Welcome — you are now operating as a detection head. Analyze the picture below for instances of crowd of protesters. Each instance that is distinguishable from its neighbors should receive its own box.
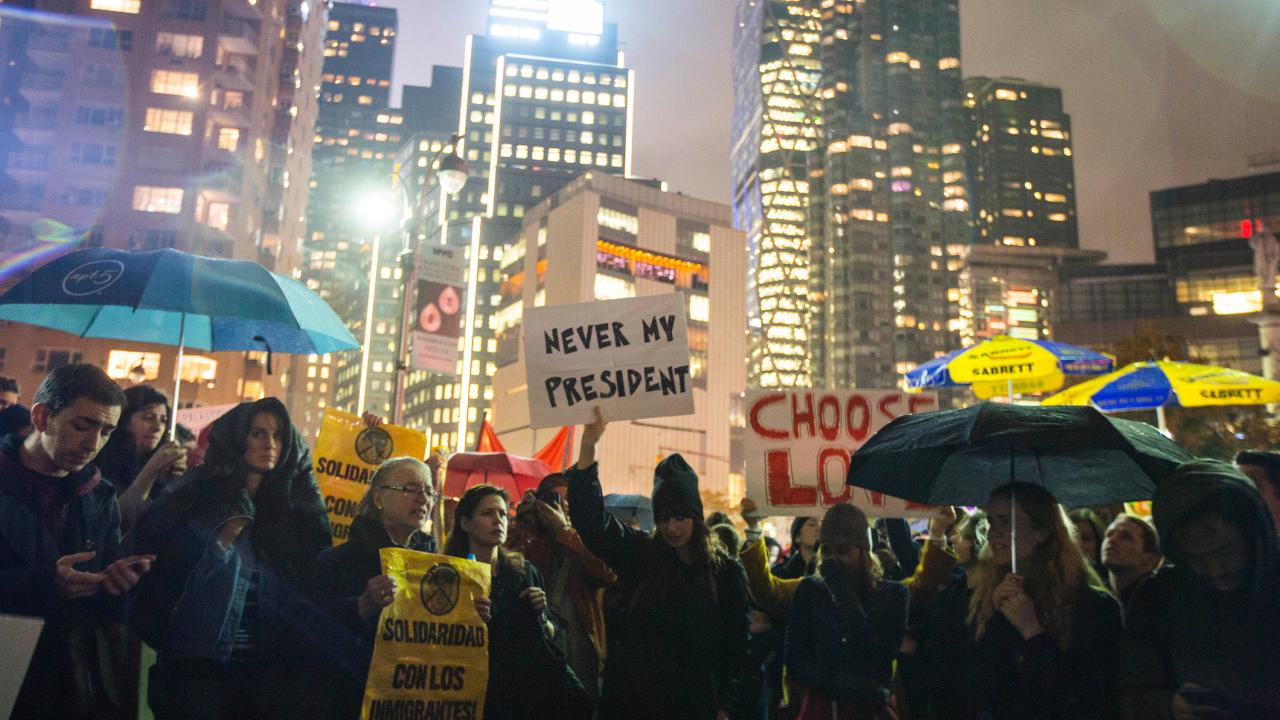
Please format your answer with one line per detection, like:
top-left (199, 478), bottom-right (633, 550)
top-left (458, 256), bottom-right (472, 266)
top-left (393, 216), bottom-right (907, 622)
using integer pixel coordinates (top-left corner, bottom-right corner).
top-left (4, 364), bottom-right (1280, 719)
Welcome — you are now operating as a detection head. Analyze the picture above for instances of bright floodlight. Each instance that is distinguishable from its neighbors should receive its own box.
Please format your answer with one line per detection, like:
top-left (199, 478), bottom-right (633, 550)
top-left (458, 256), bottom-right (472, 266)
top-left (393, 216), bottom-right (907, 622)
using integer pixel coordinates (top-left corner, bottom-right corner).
top-left (437, 153), bottom-right (470, 195)
top-left (352, 190), bottom-right (397, 230)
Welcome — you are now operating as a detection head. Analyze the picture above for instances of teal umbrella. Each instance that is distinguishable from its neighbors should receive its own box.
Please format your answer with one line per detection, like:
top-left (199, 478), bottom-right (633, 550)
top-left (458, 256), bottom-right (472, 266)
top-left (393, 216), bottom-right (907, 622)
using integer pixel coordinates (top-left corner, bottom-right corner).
top-left (0, 248), bottom-right (359, 426)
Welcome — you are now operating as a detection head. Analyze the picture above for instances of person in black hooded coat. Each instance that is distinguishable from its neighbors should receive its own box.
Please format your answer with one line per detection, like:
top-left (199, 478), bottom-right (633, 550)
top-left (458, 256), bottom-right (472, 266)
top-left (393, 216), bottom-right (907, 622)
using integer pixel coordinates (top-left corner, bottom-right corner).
top-left (1121, 459), bottom-right (1280, 720)
top-left (128, 398), bottom-right (333, 720)
top-left (566, 409), bottom-right (753, 720)
top-left (302, 456), bottom-right (444, 720)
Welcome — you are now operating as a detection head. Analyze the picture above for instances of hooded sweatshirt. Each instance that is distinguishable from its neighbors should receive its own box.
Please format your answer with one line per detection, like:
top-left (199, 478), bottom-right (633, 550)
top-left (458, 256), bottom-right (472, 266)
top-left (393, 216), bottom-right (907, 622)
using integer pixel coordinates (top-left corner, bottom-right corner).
top-left (0, 431), bottom-right (128, 718)
top-left (1122, 459), bottom-right (1280, 718)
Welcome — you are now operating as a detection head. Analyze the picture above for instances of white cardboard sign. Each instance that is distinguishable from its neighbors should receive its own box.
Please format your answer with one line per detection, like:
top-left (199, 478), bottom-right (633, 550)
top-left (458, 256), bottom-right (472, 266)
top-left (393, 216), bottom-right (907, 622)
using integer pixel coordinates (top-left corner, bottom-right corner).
top-left (745, 389), bottom-right (941, 518)
top-left (523, 294), bottom-right (694, 428)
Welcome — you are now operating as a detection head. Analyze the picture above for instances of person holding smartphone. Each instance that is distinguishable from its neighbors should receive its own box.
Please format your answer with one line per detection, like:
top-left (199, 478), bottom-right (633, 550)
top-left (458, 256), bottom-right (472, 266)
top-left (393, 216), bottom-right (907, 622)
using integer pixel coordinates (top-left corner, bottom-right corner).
top-left (505, 473), bottom-right (617, 703)
top-left (1122, 459), bottom-right (1280, 720)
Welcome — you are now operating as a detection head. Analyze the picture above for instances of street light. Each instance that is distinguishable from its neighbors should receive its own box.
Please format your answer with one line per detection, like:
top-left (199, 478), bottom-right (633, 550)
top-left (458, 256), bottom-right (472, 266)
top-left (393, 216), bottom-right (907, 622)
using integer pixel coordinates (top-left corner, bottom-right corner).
top-left (389, 134), bottom-right (470, 425)
top-left (353, 189), bottom-right (402, 417)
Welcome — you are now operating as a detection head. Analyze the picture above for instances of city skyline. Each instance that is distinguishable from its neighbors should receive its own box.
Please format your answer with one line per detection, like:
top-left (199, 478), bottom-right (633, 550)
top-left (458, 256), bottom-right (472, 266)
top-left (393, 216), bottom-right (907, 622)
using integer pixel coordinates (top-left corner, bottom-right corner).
top-left (381, 0), bottom-right (1280, 264)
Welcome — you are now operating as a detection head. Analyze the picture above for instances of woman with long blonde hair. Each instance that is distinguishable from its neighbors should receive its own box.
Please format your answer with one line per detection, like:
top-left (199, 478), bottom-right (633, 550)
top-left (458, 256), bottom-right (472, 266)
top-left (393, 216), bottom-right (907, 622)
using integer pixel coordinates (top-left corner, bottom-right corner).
top-left (916, 482), bottom-right (1122, 720)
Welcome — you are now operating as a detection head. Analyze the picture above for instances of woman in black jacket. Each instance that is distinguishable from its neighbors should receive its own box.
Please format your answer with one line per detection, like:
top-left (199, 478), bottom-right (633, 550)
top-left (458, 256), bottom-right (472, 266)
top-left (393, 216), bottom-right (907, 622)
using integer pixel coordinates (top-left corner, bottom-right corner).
top-left (94, 385), bottom-right (187, 531)
top-left (566, 409), bottom-right (753, 720)
top-left (786, 504), bottom-right (909, 720)
top-left (128, 398), bottom-right (332, 720)
top-left (915, 482), bottom-right (1122, 720)
top-left (303, 456), bottom-right (474, 719)
top-left (444, 484), bottom-right (590, 720)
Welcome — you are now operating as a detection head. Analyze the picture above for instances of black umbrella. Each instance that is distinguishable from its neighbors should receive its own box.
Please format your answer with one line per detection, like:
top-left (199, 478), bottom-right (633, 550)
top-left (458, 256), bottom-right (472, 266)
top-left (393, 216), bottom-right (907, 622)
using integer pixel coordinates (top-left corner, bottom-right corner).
top-left (846, 403), bottom-right (1192, 571)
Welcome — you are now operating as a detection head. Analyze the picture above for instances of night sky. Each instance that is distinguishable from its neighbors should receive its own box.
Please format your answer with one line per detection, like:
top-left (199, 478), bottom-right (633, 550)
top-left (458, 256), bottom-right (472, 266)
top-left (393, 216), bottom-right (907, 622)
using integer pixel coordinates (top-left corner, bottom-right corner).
top-left (376, 0), bottom-right (1280, 264)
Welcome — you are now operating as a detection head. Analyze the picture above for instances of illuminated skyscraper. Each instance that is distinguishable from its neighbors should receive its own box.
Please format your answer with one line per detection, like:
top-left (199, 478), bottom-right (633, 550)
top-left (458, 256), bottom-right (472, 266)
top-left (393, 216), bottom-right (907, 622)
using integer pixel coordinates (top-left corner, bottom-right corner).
top-left (401, 0), bottom-right (633, 450)
top-left (298, 1), bottom-right (403, 434)
top-left (964, 77), bottom-right (1078, 250)
top-left (733, 0), bottom-right (969, 390)
top-left (731, 0), bottom-right (821, 388)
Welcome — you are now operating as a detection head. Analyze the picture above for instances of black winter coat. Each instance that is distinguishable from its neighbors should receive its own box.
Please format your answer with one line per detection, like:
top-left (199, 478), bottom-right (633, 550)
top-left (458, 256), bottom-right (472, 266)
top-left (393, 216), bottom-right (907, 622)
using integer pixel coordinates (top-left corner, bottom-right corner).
top-left (301, 514), bottom-right (435, 720)
top-left (567, 462), bottom-right (753, 720)
top-left (0, 434), bottom-right (128, 719)
top-left (785, 564), bottom-right (909, 715)
top-left (916, 572), bottom-right (1121, 720)
top-left (486, 554), bottom-right (591, 720)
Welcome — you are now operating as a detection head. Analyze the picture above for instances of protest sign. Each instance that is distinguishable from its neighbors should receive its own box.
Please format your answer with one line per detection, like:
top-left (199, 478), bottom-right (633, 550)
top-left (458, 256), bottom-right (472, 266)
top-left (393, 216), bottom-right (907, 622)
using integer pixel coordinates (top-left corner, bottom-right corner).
top-left (314, 408), bottom-right (428, 545)
top-left (522, 293), bottom-right (694, 428)
top-left (363, 548), bottom-right (491, 720)
top-left (411, 246), bottom-right (466, 375)
top-left (0, 614), bottom-right (43, 718)
top-left (745, 389), bottom-right (941, 518)
top-left (174, 403), bottom-right (237, 435)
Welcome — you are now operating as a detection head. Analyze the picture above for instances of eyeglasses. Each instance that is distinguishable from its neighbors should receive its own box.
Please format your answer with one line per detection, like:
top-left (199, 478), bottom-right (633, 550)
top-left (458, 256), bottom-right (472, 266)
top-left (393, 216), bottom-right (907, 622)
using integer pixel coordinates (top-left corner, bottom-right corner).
top-left (380, 484), bottom-right (436, 499)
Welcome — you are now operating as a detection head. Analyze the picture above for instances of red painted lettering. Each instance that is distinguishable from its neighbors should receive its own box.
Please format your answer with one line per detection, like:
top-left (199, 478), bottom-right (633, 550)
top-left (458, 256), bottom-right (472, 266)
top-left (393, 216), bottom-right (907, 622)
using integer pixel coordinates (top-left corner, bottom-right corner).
top-left (908, 395), bottom-right (937, 415)
top-left (817, 448), bottom-right (852, 505)
top-left (792, 392), bottom-right (816, 439)
top-left (749, 394), bottom-right (788, 440)
top-left (846, 395), bottom-right (872, 441)
top-left (765, 450), bottom-right (816, 506)
top-left (877, 393), bottom-right (904, 421)
top-left (817, 395), bottom-right (841, 441)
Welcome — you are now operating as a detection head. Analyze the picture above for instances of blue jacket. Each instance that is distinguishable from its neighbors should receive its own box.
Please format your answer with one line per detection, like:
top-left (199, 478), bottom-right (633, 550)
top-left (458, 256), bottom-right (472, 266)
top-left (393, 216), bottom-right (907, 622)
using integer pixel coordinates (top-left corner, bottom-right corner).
top-left (127, 399), bottom-right (331, 661)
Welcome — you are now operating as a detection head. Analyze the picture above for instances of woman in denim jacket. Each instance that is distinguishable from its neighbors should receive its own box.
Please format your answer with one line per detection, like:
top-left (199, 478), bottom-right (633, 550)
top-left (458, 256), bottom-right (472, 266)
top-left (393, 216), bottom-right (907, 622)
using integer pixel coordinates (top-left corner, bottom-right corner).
top-left (128, 398), bottom-right (332, 720)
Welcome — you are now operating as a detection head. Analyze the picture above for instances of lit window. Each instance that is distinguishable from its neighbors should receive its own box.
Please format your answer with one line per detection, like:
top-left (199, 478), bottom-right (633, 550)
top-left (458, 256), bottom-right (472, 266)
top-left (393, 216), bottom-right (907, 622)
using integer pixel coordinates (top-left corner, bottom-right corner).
top-left (144, 108), bottom-right (194, 135)
top-left (90, 0), bottom-right (140, 12)
top-left (357, 95), bottom-right (373, 105)
top-left (1043, 193), bottom-right (1068, 204)
top-left (206, 202), bottom-right (230, 231)
top-left (151, 70), bottom-right (200, 98)
top-left (689, 295), bottom-right (710, 323)
top-left (995, 88), bottom-right (1019, 101)
top-left (1047, 213), bottom-right (1068, 222)
top-left (217, 128), bottom-right (241, 151)
top-left (106, 350), bottom-right (161, 380)
top-left (594, 274), bottom-right (634, 300)
top-left (133, 186), bottom-right (184, 214)
top-left (887, 122), bottom-right (913, 135)
top-left (567, 89), bottom-right (580, 103)
top-left (938, 57), bottom-right (960, 70)
top-left (886, 51), bottom-right (910, 64)
top-left (156, 32), bottom-right (203, 58)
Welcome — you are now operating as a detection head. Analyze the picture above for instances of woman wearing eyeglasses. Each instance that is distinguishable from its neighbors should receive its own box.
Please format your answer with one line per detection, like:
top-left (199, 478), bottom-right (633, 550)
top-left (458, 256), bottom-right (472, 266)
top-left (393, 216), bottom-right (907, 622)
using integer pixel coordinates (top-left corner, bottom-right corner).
top-left (302, 454), bottom-right (491, 719)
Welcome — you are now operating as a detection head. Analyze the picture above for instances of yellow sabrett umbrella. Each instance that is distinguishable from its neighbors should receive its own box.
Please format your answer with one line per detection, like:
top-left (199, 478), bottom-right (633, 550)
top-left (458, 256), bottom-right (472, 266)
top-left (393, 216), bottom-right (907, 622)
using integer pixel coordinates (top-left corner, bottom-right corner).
top-left (1042, 360), bottom-right (1280, 432)
top-left (906, 335), bottom-right (1114, 398)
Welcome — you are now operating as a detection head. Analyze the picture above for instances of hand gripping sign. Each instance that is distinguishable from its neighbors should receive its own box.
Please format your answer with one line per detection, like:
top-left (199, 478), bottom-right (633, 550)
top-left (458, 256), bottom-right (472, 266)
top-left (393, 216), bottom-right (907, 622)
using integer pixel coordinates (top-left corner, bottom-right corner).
top-left (745, 389), bottom-right (942, 518)
top-left (363, 548), bottom-right (492, 720)
top-left (315, 408), bottom-right (428, 545)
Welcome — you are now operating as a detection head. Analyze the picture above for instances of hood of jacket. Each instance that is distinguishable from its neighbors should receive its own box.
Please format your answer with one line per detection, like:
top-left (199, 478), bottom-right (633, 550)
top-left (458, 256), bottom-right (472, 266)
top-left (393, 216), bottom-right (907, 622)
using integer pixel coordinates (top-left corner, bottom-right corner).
top-left (0, 431), bottom-right (103, 499)
top-left (1154, 458), bottom-right (1277, 597)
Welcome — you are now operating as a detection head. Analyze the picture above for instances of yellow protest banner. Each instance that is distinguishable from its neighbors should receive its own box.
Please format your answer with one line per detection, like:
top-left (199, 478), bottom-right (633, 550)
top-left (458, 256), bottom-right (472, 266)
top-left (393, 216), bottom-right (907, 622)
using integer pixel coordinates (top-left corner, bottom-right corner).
top-left (363, 548), bottom-right (491, 720)
top-left (315, 408), bottom-right (428, 545)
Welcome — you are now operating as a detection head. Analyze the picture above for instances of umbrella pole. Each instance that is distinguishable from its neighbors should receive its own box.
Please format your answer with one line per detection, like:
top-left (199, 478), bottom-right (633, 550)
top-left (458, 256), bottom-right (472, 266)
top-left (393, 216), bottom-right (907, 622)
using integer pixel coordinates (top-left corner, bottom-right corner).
top-left (1008, 378), bottom-right (1014, 403)
top-left (1011, 482), bottom-right (1018, 575)
top-left (1156, 405), bottom-right (1168, 434)
top-left (169, 315), bottom-right (186, 442)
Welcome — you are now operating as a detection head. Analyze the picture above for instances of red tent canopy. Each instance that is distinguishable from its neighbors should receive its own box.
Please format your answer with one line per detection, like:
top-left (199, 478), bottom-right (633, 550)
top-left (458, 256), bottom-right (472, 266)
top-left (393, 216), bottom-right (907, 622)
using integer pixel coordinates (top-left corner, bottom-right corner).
top-left (443, 452), bottom-right (553, 500)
